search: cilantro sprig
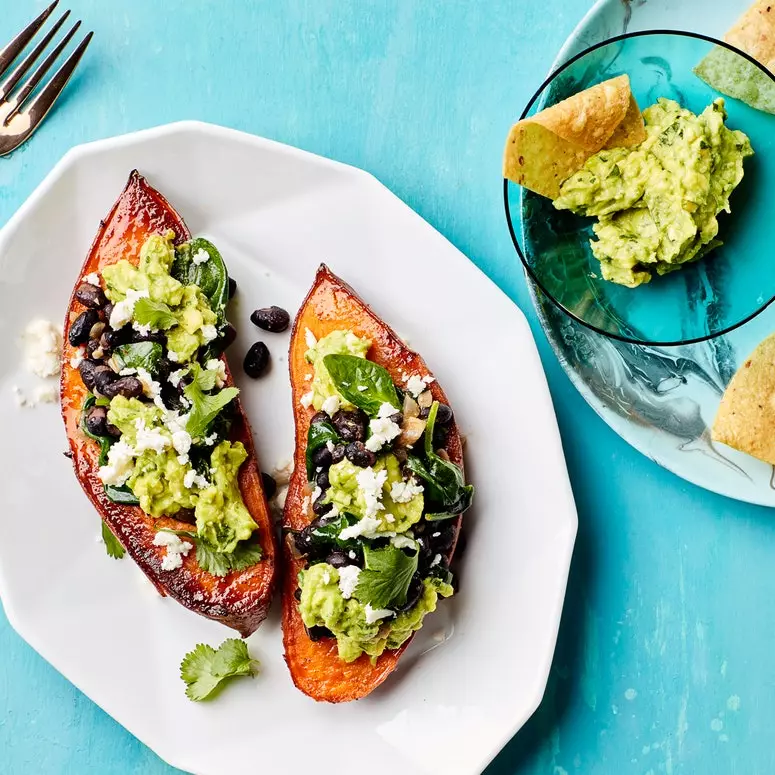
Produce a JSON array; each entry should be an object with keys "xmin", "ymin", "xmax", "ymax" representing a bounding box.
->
[
  {"xmin": 132, "ymin": 297, "xmax": 178, "ymax": 330},
  {"xmin": 160, "ymin": 529, "xmax": 262, "ymax": 577},
  {"xmin": 355, "ymin": 544, "xmax": 418, "ymax": 609},
  {"xmin": 184, "ymin": 363, "xmax": 239, "ymax": 438},
  {"xmin": 180, "ymin": 638, "xmax": 258, "ymax": 701},
  {"xmin": 101, "ymin": 521, "xmax": 125, "ymax": 560}
]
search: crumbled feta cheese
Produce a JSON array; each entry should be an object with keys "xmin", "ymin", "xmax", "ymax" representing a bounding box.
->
[
  {"xmin": 432, "ymin": 531, "xmax": 441, "ymax": 538},
  {"xmin": 339, "ymin": 515, "xmax": 382, "ymax": 541},
  {"xmin": 348, "ymin": 550, "xmax": 357, "ymax": 560},
  {"xmin": 356, "ymin": 467, "xmax": 388, "ymax": 518},
  {"xmin": 304, "ymin": 373, "xmax": 312, "ymax": 381},
  {"xmin": 168, "ymin": 369, "xmax": 187, "ymax": 388},
  {"xmin": 153, "ymin": 531, "xmax": 193, "ymax": 571},
  {"xmin": 183, "ymin": 468, "xmax": 209, "ymax": 489},
  {"xmin": 338, "ymin": 566, "xmax": 361, "ymax": 599},
  {"xmin": 98, "ymin": 440, "xmax": 136, "ymax": 486},
  {"xmin": 325, "ymin": 440, "xmax": 335, "ymax": 453},
  {"xmin": 391, "ymin": 534, "xmax": 418, "ymax": 550},
  {"xmin": 171, "ymin": 429, "xmax": 192, "ymax": 458},
  {"xmin": 167, "ymin": 350, "xmax": 181, "ymax": 363},
  {"xmin": 322, "ymin": 570, "xmax": 331, "ymax": 585},
  {"xmin": 134, "ymin": 418, "xmax": 171, "ymax": 454},
  {"xmin": 109, "ymin": 288, "xmax": 148, "ymax": 330},
  {"xmin": 305, "ymin": 328, "xmax": 317, "ymax": 349},
  {"xmin": 192, "ymin": 248, "xmax": 210, "ymax": 265},
  {"xmin": 200, "ymin": 324, "xmax": 218, "ymax": 343},
  {"xmin": 132, "ymin": 321, "xmax": 151, "ymax": 336},
  {"xmin": 385, "ymin": 514, "xmax": 395, "ymax": 523},
  {"xmin": 271, "ymin": 458, "xmax": 294, "ymax": 485},
  {"xmin": 430, "ymin": 553, "xmax": 442, "ymax": 567},
  {"xmin": 404, "ymin": 374, "xmax": 430, "ymax": 398},
  {"xmin": 32, "ymin": 384, "xmax": 57, "ymax": 404},
  {"xmin": 357, "ymin": 385, "xmax": 367, "ymax": 391},
  {"xmin": 312, "ymin": 486, "xmax": 322, "ymax": 502},
  {"xmin": 12, "ymin": 386, "xmax": 28, "ymax": 407},
  {"xmin": 364, "ymin": 604, "xmax": 394, "ymax": 624},
  {"xmin": 82, "ymin": 272, "xmax": 100, "ymax": 286},
  {"xmin": 205, "ymin": 358, "xmax": 227, "ymax": 388},
  {"xmin": 321, "ymin": 394, "xmax": 341, "ymax": 416},
  {"xmin": 136, "ymin": 367, "xmax": 166, "ymax": 410},
  {"xmin": 69, "ymin": 347, "xmax": 86, "ymax": 370},
  {"xmin": 365, "ymin": 404, "xmax": 401, "ymax": 452},
  {"xmin": 23, "ymin": 319, "xmax": 61, "ymax": 378},
  {"xmin": 300, "ymin": 391, "xmax": 314, "ymax": 408},
  {"xmin": 390, "ymin": 478, "xmax": 424, "ymax": 503},
  {"xmin": 203, "ymin": 432, "xmax": 218, "ymax": 446}
]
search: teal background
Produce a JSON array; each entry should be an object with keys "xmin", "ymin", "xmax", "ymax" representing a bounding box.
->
[{"xmin": 1, "ymin": 1, "xmax": 772, "ymax": 773}]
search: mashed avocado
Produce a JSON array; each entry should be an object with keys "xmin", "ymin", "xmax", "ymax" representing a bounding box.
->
[
  {"xmin": 554, "ymin": 98, "xmax": 753, "ymax": 287},
  {"xmin": 305, "ymin": 330, "xmax": 370, "ymax": 410},
  {"xmin": 299, "ymin": 563, "xmax": 453, "ymax": 662},
  {"xmin": 325, "ymin": 454, "xmax": 424, "ymax": 532},
  {"xmin": 102, "ymin": 233, "xmax": 217, "ymax": 361}
]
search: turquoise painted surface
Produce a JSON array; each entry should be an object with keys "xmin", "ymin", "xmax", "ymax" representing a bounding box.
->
[{"xmin": 1, "ymin": 1, "xmax": 774, "ymax": 773}]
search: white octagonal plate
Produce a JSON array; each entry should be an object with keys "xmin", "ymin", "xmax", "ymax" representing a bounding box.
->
[{"xmin": 0, "ymin": 123, "xmax": 576, "ymax": 775}]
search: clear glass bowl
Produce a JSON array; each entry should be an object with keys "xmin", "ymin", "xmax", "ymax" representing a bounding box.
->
[{"xmin": 504, "ymin": 31, "xmax": 775, "ymax": 346}]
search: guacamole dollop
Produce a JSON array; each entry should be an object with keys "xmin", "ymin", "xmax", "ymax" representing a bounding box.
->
[
  {"xmin": 554, "ymin": 98, "xmax": 753, "ymax": 287},
  {"xmin": 102, "ymin": 233, "xmax": 217, "ymax": 361},
  {"xmin": 299, "ymin": 563, "xmax": 453, "ymax": 662},
  {"xmin": 305, "ymin": 330, "xmax": 370, "ymax": 410}
]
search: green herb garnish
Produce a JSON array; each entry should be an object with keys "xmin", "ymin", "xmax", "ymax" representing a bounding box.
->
[
  {"xmin": 322, "ymin": 353, "xmax": 400, "ymax": 416},
  {"xmin": 132, "ymin": 297, "xmax": 177, "ymax": 330},
  {"xmin": 101, "ymin": 521, "xmax": 125, "ymax": 560},
  {"xmin": 112, "ymin": 341, "xmax": 163, "ymax": 375},
  {"xmin": 184, "ymin": 363, "xmax": 239, "ymax": 439},
  {"xmin": 180, "ymin": 638, "xmax": 258, "ymax": 701},
  {"xmin": 355, "ymin": 544, "xmax": 418, "ymax": 609}
]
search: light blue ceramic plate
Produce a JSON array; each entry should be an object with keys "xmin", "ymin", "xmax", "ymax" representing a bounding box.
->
[{"xmin": 527, "ymin": 0, "xmax": 775, "ymax": 506}]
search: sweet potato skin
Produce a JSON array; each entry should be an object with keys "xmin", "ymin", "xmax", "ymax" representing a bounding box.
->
[
  {"xmin": 282, "ymin": 265, "xmax": 464, "ymax": 702},
  {"xmin": 60, "ymin": 171, "xmax": 277, "ymax": 637}
]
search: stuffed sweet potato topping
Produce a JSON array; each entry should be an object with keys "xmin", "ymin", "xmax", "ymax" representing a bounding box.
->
[
  {"xmin": 60, "ymin": 171, "xmax": 277, "ymax": 637},
  {"xmin": 283, "ymin": 266, "xmax": 473, "ymax": 702}
]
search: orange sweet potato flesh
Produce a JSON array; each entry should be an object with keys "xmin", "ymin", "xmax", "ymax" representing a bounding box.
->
[
  {"xmin": 282, "ymin": 265, "xmax": 464, "ymax": 702},
  {"xmin": 60, "ymin": 171, "xmax": 277, "ymax": 637}
]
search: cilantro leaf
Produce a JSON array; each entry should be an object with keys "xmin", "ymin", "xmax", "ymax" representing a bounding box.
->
[
  {"xmin": 133, "ymin": 297, "xmax": 177, "ymax": 330},
  {"xmin": 160, "ymin": 529, "xmax": 262, "ymax": 577},
  {"xmin": 355, "ymin": 544, "xmax": 418, "ymax": 609},
  {"xmin": 101, "ymin": 521, "xmax": 125, "ymax": 559},
  {"xmin": 180, "ymin": 638, "xmax": 258, "ymax": 702},
  {"xmin": 183, "ymin": 363, "xmax": 239, "ymax": 438}
]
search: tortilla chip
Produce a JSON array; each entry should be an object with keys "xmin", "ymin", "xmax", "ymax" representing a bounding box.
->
[
  {"xmin": 694, "ymin": 46, "xmax": 775, "ymax": 115},
  {"xmin": 503, "ymin": 121, "xmax": 589, "ymax": 200},
  {"xmin": 531, "ymin": 75, "xmax": 632, "ymax": 152},
  {"xmin": 604, "ymin": 94, "xmax": 647, "ymax": 148},
  {"xmin": 712, "ymin": 334, "xmax": 775, "ymax": 465},
  {"xmin": 725, "ymin": 0, "xmax": 775, "ymax": 73}
]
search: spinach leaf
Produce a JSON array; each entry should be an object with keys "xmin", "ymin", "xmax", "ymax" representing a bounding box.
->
[
  {"xmin": 306, "ymin": 419, "xmax": 340, "ymax": 479},
  {"xmin": 104, "ymin": 484, "xmax": 140, "ymax": 506},
  {"xmin": 184, "ymin": 363, "xmax": 239, "ymax": 439},
  {"xmin": 322, "ymin": 354, "xmax": 400, "ymax": 416},
  {"xmin": 160, "ymin": 530, "xmax": 262, "ymax": 578},
  {"xmin": 112, "ymin": 342, "xmax": 163, "ymax": 375},
  {"xmin": 406, "ymin": 401, "xmax": 473, "ymax": 520},
  {"xmin": 172, "ymin": 238, "xmax": 229, "ymax": 323},
  {"xmin": 296, "ymin": 513, "xmax": 362, "ymax": 556},
  {"xmin": 355, "ymin": 544, "xmax": 419, "ymax": 609},
  {"xmin": 133, "ymin": 297, "xmax": 177, "ymax": 330}
]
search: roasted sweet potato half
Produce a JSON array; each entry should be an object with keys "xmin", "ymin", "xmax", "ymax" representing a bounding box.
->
[
  {"xmin": 60, "ymin": 171, "xmax": 277, "ymax": 637},
  {"xmin": 282, "ymin": 265, "xmax": 465, "ymax": 702}
]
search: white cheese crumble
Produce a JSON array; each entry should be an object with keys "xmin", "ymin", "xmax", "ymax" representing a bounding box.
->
[
  {"xmin": 168, "ymin": 350, "xmax": 181, "ymax": 363},
  {"xmin": 339, "ymin": 515, "xmax": 382, "ymax": 541},
  {"xmin": 390, "ymin": 478, "xmax": 424, "ymax": 503},
  {"xmin": 203, "ymin": 432, "xmax": 218, "ymax": 446},
  {"xmin": 33, "ymin": 384, "xmax": 57, "ymax": 404},
  {"xmin": 321, "ymin": 394, "xmax": 341, "ymax": 416},
  {"xmin": 325, "ymin": 440, "xmax": 335, "ymax": 453},
  {"xmin": 200, "ymin": 324, "xmax": 218, "ymax": 343},
  {"xmin": 168, "ymin": 369, "xmax": 187, "ymax": 388},
  {"xmin": 171, "ymin": 429, "xmax": 192, "ymax": 459},
  {"xmin": 134, "ymin": 418, "xmax": 170, "ymax": 454},
  {"xmin": 356, "ymin": 466, "xmax": 388, "ymax": 518},
  {"xmin": 365, "ymin": 402, "xmax": 401, "ymax": 452},
  {"xmin": 69, "ymin": 346, "xmax": 86, "ymax": 369},
  {"xmin": 348, "ymin": 550, "xmax": 357, "ymax": 560},
  {"xmin": 364, "ymin": 604, "xmax": 394, "ymax": 624},
  {"xmin": 304, "ymin": 373, "xmax": 312, "ymax": 381},
  {"xmin": 136, "ymin": 367, "xmax": 166, "ymax": 410},
  {"xmin": 98, "ymin": 440, "xmax": 135, "ymax": 486},
  {"xmin": 205, "ymin": 358, "xmax": 227, "ymax": 388},
  {"xmin": 312, "ymin": 486, "xmax": 322, "ymax": 502},
  {"xmin": 357, "ymin": 385, "xmax": 367, "ymax": 391},
  {"xmin": 404, "ymin": 373, "xmax": 434, "ymax": 398},
  {"xmin": 300, "ymin": 391, "xmax": 314, "ymax": 408},
  {"xmin": 322, "ymin": 570, "xmax": 331, "ymax": 585},
  {"xmin": 430, "ymin": 553, "xmax": 442, "ymax": 568},
  {"xmin": 338, "ymin": 565, "xmax": 361, "ymax": 599},
  {"xmin": 391, "ymin": 534, "xmax": 418, "ymax": 550},
  {"xmin": 152, "ymin": 531, "xmax": 193, "ymax": 571},
  {"xmin": 82, "ymin": 272, "xmax": 101, "ymax": 286},
  {"xmin": 183, "ymin": 468, "xmax": 209, "ymax": 489},
  {"xmin": 132, "ymin": 321, "xmax": 151, "ymax": 336},
  {"xmin": 192, "ymin": 248, "xmax": 210, "ymax": 265},
  {"xmin": 304, "ymin": 328, "xmax": 317, "ymax": 349},
  {"xmin": 109, "ymin": 288, "xmax": 148, "ymax": 330},
  {"xmin": 23, "ymin": 319, "xmax": 61, "ymax": 378}
]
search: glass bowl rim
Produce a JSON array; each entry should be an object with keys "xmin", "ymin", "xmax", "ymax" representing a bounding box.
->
[{"xmin": 503, "ymin": 28, "xmax": 775, "ymax": 347}]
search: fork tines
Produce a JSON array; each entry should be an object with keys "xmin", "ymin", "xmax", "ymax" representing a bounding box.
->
[{"xmin": 0, "ymin": 0, "xmax": 93, "ymax": 154}]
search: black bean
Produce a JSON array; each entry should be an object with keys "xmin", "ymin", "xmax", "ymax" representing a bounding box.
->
[
  {"xmin": 250, "ymin": 306, "xmax": 290, "ymax": 333},
  {"xmin": 261, "ymin": 472, "xmax": 277, "ymax": 499},
  {"xmin": 326, "ymin": 550, "xmax": 354, "ymax": 569},
  {"xmin": 419, "ymin": 403, "xmax": 454, "ymax": 424},
  {"xmin": 310, "ymin": 411, "xmax": 329, "ymax": 426},
  {"xmin": 220, "ymin": 323, "xmax": 237, "ymax": 351},
  {"xmin": 93, "ymin": 364, "xmax": 117, "ymax": 394},
  {"xmin": 86, "ymin": 339, "xmax": 104, "ymax": 360},
  {"xmin": 427, "ymin": 524, "xmax": 456, "ymax": 554},
  {"xmin": 310, "ymin": 445, "xmax": 333, "ymax": 470},
  {"xmin": 68, "ymin": 310, "xmax": 100, "ymax": 346},
  {"xmin": 174, "ymin": 509, "xmax": 197, "ymax": 525},
  {"xmin": 228, "ymin": 277, "xmax": 237, "ymax": 299},
  {"xmin": 78, "ymin": 360, "xmax": 100, "ymax": 391},
  {"xmin": 394, "ymin": 575, "xmax": 424, "ymax": 613},
  {"xmin": 102, "ymin": 302, "xmax": 114, "ymax": 322},
  {"xmin": 306, "ymin": 625, "xmax": 333, "ymax": 642},
  {"xmin": 331, "ymin": 444, "xmax": 346, "ymax": 464},
  {"xmin": 243, "ymin": 341, "xmax": 270, "ymax": 378},
  {"xmin": 155, "ymin": 358, "xmax": 172, "ymax": 383},
  {"xmin": 345, "ymin": 441, "xmax": 376, "ymax": 468},
  {"xmin": 85, "ymin": 405, "xmax": 110, "ymax": 436},
  {"xmin": 130, "ymin": 328, "xmax": 165, "ymax": 344},
  {"xmin": 74, "ymin": 282, "xmax": 106, "ymax": 309},
  {"xmin": 389, "ymin": 411, "xmax": 404, "ymax": 426},
  {"xmin": 315, "ymin": 469, "xmax": 330, "ymax": 490},
  {"xmin": 102, "ymin": 375, "xmax": 143, "ymax": 399},
  {"xmin": 294, "ymin": 587, "xmax": 302, "ymax": 602},
  {"xmin": 332, "ymin": 409, "xmax": 367, "ymax": 442}
]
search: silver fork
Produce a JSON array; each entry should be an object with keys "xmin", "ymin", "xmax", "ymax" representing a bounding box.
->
[{"xmin": 0, "ymin": 1, "xmax": 93, "ymax": 157}]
